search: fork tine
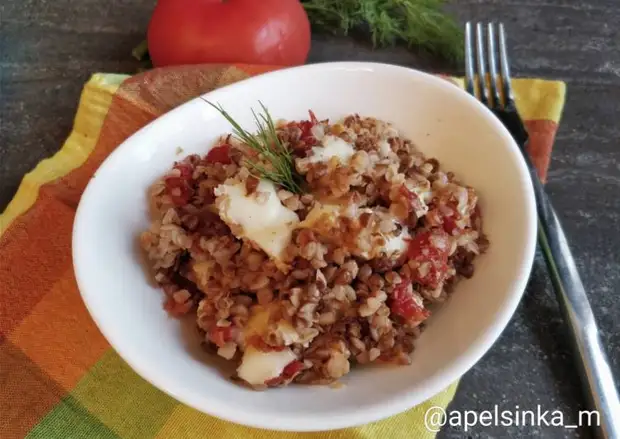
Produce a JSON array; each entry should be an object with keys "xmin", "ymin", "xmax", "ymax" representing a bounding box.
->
[
  {"xmin": 486, "ymin": 23, "xmax": 501, "ymax": 109},
  {"xmin": 475, "ymin": 22, "xmax": 489, "ymax": 106},
  {"xmin": 498, "ymin": 23, "xmax": 515, "ymax": 105},
  {"xmin": 465, "ymin": 22, "xmax": 476, "ymax": 97}
]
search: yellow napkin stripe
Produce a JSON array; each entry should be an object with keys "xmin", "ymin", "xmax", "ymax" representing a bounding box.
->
[
  {"xmin": 451, "ymin": 77, "xmax": 566, "ymax": 123},
  {"xmin": 152, "ymin": 382, "xmax": 459, "ymax": 439},
  {"xmin": 0, "ymin": 74, "xmax": 128, "ymax": 235}
]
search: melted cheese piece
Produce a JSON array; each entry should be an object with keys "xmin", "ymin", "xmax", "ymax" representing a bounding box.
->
[
  {"xmin": 299, "ymin": 203, "xmax": 342, "ymax": 232},
  {"xmin": 244, "ymin": 305, "xmax": 271, "ymax": 338},
  {"xmin": 308, "ymin": 135, "xmax": 355, "ymax": 164},
  {"xmin": 237, "ymin": 347, "xmax": 297, "ymax": 386},
  {"xmin": 215, "ymin": 179, "xmax": 299, "ymax": 264},
  {"xmin": 245, "ymin": 305, "xmax": 300, "ymax": 346}
]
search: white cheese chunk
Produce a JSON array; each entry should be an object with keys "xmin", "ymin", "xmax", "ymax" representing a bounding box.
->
[
  {"xmin": 308, "ymin": 135, "xmax": 355, "ymax": 164},
  {"xmin": 237, "ymin": 347, "xmax": 297, "ymax": 386},
  {"xmin": 378, "ymin": 140, "xmax": 392, "ymax": 158},
  {"xmin": 382, "ymin": 227, "xmax": 410, "ymax": 256},
  {"xmin": 215, "ymin": 179, "xmax": 299, "ymax": 264}
]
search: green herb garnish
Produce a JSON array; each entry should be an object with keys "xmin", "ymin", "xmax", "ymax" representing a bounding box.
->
[
  {"xmin": 203, "ymin": 99, "xmax": 305, "ymax": 194},
  {"xmin": 302, "ymin": 0, "xmax": 463, "ymax": 61}
]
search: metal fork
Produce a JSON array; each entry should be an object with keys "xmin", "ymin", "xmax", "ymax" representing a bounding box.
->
[{"xmin": 465, "ymin": 22, "xmax": 620, "ymax": 439}]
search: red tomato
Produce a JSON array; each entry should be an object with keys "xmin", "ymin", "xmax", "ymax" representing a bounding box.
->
[
  {"xmin": 147, "ymin": 0, "xmax": 311, "ymax": 67},
  {"xmin": 205, "ymin": 144, "xmax": 232, "ymax": 164}
]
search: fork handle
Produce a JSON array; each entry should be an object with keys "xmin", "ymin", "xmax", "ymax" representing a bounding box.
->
[{"xmin": 525, "ymin": 159, "xmax": 620, "ymax": 439}]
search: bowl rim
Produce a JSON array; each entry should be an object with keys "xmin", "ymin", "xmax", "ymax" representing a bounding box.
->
[{"xmin": 73, "ymin": 61, "xmax": 537, "ymax": 431}]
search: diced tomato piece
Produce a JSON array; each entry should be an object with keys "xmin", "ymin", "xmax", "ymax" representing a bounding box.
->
[
  {"xmin": 208, "ymin": 326, "xmax": 233, "ymax": 348},
  {"xmin": 438, "ymin": 199, "xmax": 463, "ymax": 235},
  {"xmin": 399, "ymin": 185, "xmax": 425, "ymax": 214},
  {"xmin": 165, "ymin": 161, "xmax": 195, "ymax": 205},
  {"xmin": 407, "ymin": 230, "xmax": 450, "ymax": 288},
  {"xmin": 163, "ymin": 297, "xmax": 193, "ymax": 317},
  {"xmin": 205, "ymin": 144, "xmax": 232, "ymax": 164},
  {"xmin": 282, "ymin": 360, "xmax": 304, "ymax": 377},
  {"xmin": 290, "ymin": 110, "xmax": 321, "ymax": 146},
  {"xmin": 264, "ymin": 376, "xmax": 284, "ymax": 387},
  {"xmin": 298, "ymin": 121, "xmax": 315, "ymax": 143},
  {"xmin": 264, "ymin": 360, "xmax": 304, "ymax": 387},
  {"xmin": 164, "ymin": 176, "xmax": 194, "ymax": 206},
  {"xmin": 173, "ymin": 162, "xmax": 193, "ymax": 180},
  {"xmin": 407, "ymin": 230, "xmax": 449, "ymax": 259},
  {"xmin": 390, "ymin": 278, "xmax": 430, "ymax": 321},
  {"xmin": 442, "ymin": 216, "xmax": 458, "ymax": 234}
]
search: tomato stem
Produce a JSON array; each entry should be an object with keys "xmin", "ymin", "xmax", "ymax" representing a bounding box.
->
[{"xmin": 132, "ymin": 39, "xmax": 150, "ymax": 61}]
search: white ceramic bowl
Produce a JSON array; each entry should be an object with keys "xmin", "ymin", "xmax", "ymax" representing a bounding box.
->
[{"xmin": 73, "ymin": 62, "xmax": 537, "ymax": 431}]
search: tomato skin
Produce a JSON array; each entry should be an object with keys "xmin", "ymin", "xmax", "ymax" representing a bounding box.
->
[
  {"xmin": 147, "ymin": 0, "xmax": 311, "ymax": 67},
  {"xmin": 264, "ymin": 360, "xmax": 304, "ymax": 386}
]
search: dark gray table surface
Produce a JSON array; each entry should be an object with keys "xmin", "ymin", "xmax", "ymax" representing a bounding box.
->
[{"xmin": 2, "ymin": 0, "xmax": 619, "ymax": 437}]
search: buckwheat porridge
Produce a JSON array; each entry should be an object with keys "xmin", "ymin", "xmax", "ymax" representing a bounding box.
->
[{"xmin": 139, "ymin": 104, "xmax": 488, "ymax": 390}]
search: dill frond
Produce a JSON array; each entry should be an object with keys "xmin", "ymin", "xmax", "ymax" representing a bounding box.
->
[
  {"xmin": 302, "ymin": 0, "xmax": 463, "ymax": 62},
  {"xmin": 203, "ymin": 99, "xmax": 305, "ymax": 194}
]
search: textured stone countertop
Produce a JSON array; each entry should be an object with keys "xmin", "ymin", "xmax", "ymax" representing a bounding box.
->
[{"xmin": 1, "ymin": 0, "xmax": 619, "ymax": 437}]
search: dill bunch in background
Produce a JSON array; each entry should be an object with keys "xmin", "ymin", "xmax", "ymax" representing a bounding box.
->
[{"xmin": 302, "ymin": 0, "xmax": 463, "ymax": 61}]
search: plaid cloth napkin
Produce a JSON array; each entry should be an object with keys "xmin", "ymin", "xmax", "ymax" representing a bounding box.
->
[{"xmin": 0, "ymin": 64, "xmax": 565, "ymax": 439}]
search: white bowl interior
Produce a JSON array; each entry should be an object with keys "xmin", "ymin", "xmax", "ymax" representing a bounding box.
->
[{"xmin": 73, "ymin": 63, "xmax": 536, "ymax": 431}]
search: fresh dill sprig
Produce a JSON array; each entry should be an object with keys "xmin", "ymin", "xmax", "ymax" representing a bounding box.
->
[
  {"xmin": 203, "ymin": 99, "xmax": 305, "ymax": 194},
  {"xmin": 302, "ymin": 0, "xmax": 463, "ymax": 62}
]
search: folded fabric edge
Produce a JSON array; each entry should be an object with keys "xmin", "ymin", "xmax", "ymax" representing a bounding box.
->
[{"xmin": 0, "ymin": 74, "xmax": 129, "ymax": 235}]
